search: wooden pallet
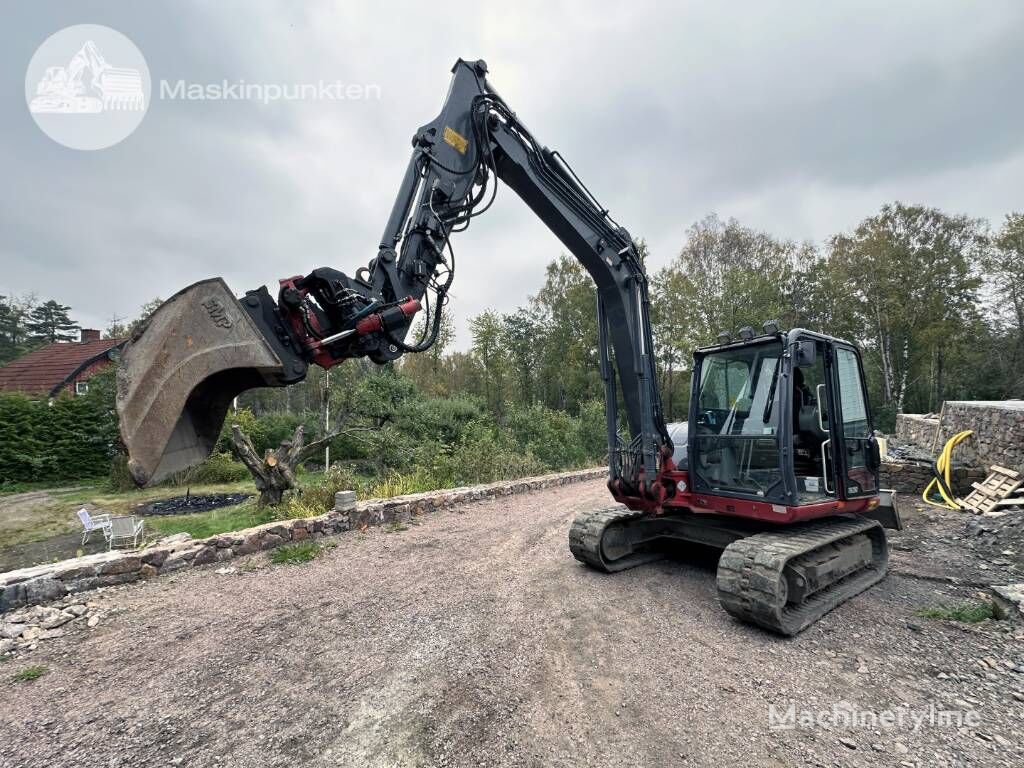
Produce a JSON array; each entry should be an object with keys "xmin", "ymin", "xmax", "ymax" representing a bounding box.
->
[{"xmin": 958, "ymin": 465, "xmax": 1023, "ymax": 514}]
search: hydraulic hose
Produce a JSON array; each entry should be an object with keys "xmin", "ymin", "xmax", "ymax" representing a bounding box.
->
[{"xmin": 922, "ymin": 430, "xmax": 973, "ymax": 509}]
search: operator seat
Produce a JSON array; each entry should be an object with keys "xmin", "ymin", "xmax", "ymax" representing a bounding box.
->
[{"xmin": 792, "ymin": 368, "xmax": 826, "ymax": 473}]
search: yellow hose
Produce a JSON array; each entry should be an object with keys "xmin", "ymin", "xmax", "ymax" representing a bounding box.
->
[{"xmin": 922, "ymin": 430, "xmax": 973, "ymax": 509}]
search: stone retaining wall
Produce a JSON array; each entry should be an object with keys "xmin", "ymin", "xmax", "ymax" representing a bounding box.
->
[
  {"xmin": 0, "ymin": 467, "xmax": 606, "ymax": 615},
  {"xmin": 895, "ymin": 413, "xmax": 939, "ymax": 448},
  {"xmin": 896, "ymin": 401, "xmax": 1024, "ymax": 473},
  {"xmin": 880, "ymin": 460, "xmax": 985, "ymax": 495},
  {"xmin": 934, "ymin": 401, "xmax": 1024, "ymax": 472}
]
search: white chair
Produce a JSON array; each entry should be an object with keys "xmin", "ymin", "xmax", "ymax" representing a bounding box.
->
[
  {"xmin": 77, "ymin": 508, "xmax": 112, "ymax": 546},
  {"xmin": 108, "ymin": 516, "xmax": 145, "ymax": 550}
]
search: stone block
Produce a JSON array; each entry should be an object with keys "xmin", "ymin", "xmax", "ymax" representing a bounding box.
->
[
  {"xmin": 99, "ymin": 557, "xmax": 142, "ymax": 576},
  {"xmin": 64, "ymin": 577, "xmax": 102, "ymax": 594},
  {"xmin": 24, "ymin": 577, "xmax": 66, "ymax": 604},
  {"xmin": 350, "ymin": 507, "xmax": 383, "ymax": 529},
  {"xmin": 334, "ymin": 490, "xmax": 357, "ymax": 512},
  {"xmin": 55, "ymin": 564, "xmax": 98, "ymax": 582},
  {"xmin": 235, "ymin": 535, "xmax": 261, "ymax": 556},
  {"xmin": 260, "ymin": 534, "xmax": 285, "ymax": 550},
  {"xmin": 139, "ymin": 564, "xmax": 159, "ymax": 579},
  {"xmin": 140, "ymin": 548, "xmax": 170, "ymax": 568},
  {"xmin": 192, "ymin": 547, "xmax": 218, "ymax": 566}
]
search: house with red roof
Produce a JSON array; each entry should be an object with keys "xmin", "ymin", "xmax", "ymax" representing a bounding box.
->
[{"xmin": 0, "ymin": 330, "xmax": 127, "ymax": 398}]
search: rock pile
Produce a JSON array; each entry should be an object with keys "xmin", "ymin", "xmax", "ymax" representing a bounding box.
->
[
  {"xmin": 963, "ymin": 506, "xmax": 1024, "ymax": 569},
  {"xmin": 0, "ymin": 597, "xmax": 106, "ymax": 660}
]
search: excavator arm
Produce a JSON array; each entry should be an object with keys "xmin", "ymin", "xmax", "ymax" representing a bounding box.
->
[{"xmin": 117, "ymin": 59, "xmax": 672, "ymax": 502}]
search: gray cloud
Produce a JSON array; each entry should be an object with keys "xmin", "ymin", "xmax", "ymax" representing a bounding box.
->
[{"xmin": 2, "ymin": 0, "xmax": 1021, "ymax": 345}]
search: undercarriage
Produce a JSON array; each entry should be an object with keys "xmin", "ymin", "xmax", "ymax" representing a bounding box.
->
[{"xmin": 569, "ymin": 508, "xmax": 889, "ymax": 635}]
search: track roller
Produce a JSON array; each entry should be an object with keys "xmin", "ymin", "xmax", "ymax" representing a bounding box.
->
[
  {"xmin": 716, "ymin": 516, "xmax": 888, "ymax": 636},
  {"xmin": 568, "ymin": 506, "xmax": 664, "ymax": 573}
]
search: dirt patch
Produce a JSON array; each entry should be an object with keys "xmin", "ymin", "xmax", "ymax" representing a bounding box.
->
[
  {"xmin": 0, "ymin": 488, "xmax": 93, "ymax": 555},
  {"xmin": 0, "ymin": 480, "xmax": 1021, "ymax": 768},
  {"xmin": 0, "ymin": 532, "xmax": 108, "ymax": 574},
  {"xmin": 0, "ymin": 487, "xmax": 113, "ymax": 571}
]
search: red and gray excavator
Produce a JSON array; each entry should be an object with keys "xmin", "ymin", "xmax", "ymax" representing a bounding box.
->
[{"xmin": 117, "ymin": 59, "xmax": 899, "ymax": 635}]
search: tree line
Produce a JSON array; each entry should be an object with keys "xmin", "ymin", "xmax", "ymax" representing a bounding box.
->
[
  {"xmin": 393, "ymin": 203, "xmax": 1022, "ymax": 432},
  {"xmin": 1, "ymin": 201, "xmax": 1019, "ymax": 486},
  {"xmin": 0, "ymin": 294, "xmax": 164, "ymax": 365},
  {"xmin": 0, "ymin": 296, "xmax": 79, "ymax": 363}
]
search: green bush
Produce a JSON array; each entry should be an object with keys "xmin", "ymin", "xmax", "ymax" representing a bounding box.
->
[
  {"xmin": 575, "ymin": 399, "xmax": 608, "ymax": 461},
  {"xmin": 177, "ymin": 452, "xmax": 251, "ymax": 485},
  {"xmin": 394, "ymin": 394, "xmax": 488, "ymax": 445},
  {"xmin": 426, "ymin": 418, "xmax": 547, "ymax": 486},
  {"xmin": 0, "ymin": 371, "xmax": 119, "ymax": 485},
  {"xmin": 108, "ymin": 454, "xmax": 136, "ymax": 491},
  {"xmin": 503, "ymin": 402, "xmax": 602, "ymax": 469},
  {"xmin": 284, "ymin": 465, "xmax": 359, "ymax": 519}
]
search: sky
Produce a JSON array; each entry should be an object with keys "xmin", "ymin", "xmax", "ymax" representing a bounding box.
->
[{"xmin": 3, "ymin": 1, "xmax": 1022, "ymax": 348}]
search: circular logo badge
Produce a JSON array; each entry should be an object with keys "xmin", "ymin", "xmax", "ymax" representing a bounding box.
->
[{"xmin": 25, "ymin": 24, "xmax": 150, "ymax": 150}]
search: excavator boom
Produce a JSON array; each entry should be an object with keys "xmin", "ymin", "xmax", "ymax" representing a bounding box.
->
[{"xmin": 117, "ymin": 58, "xmax": 670, "ymax": 496}]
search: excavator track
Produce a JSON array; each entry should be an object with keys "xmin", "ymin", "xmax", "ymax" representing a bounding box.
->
[
  {"xmin": 716, "ymin": 516, "xmax": 888, "ymax": 636},
  {"xmin": 568, "ymin": 506, "xmax": 664, "ymax": 573}
]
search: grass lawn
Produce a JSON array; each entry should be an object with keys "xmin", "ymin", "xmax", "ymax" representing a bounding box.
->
[
  {"xmin": 0, "ymin": 474, "xmax": 323, "ymax": 552},
  {"xmin": 146, "ymin": 499, "xmax": 278, "ymax": 540}
]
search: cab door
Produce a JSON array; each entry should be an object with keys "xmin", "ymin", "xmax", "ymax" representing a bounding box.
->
[{"xmin": 827, "ymin": 344, "xmax": 879, "ymax": 498}]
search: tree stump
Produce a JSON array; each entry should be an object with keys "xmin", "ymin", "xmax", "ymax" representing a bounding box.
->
[
  {"xmin": 230, "ymin": 421, "xmax": 368, "ymax": 506},
  {"xmin": 230, "ymin": 424, "xmax": 306, "ymax": 506}
]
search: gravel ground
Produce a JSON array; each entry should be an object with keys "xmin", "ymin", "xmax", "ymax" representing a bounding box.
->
[{"xmin": 1, "ymin": 479, "xmax": 1022, "ymax": 768}]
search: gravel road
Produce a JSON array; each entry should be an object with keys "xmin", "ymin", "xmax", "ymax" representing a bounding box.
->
[{"xmin": 1, "ymin": 479, "xmax": 1022, "ymax": 768}]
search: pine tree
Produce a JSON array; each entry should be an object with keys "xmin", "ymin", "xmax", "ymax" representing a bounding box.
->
[
  {"xmin": 0, "ymin": 295, "xmax": 35, "ymax": 362},
  {"xmin": 26, "ymin": 300, "xmax": 78, "ymax": 344}
]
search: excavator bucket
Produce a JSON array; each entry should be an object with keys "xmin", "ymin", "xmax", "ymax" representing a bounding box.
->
[{"xmin": 116, "ymin": 278, "xmax": 291, "ymax": 486}]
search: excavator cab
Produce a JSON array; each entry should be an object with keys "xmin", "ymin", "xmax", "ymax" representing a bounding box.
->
[{"xmin": 688, "ymin": 328, "xmax": 883, "ymax": 510}]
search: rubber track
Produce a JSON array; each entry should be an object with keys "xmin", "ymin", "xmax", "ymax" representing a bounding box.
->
[
  {"xmin": 568, "ymin": 506, "xmax": 663, "ymax": 573},
  {"xmin": 716, "ymin": 516, "xmax": 888, "ymax": 636}
]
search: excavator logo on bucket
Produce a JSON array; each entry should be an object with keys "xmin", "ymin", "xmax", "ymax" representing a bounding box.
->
[
  {"xmin": 201, "ymin": 298, "xmax": 234, "ymax": 329},
  {"xmin": 25, "ymin": 24, "xmax": 150, "ymax": 150}
]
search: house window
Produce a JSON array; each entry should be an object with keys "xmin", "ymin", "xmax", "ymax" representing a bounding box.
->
[{"xmin": 75, "ymin": 381, "xmax": 89, "ymax": 395}]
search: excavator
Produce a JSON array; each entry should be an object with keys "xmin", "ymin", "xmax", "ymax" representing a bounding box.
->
[{"xmin": 116, "ymin": 59, "xmax": 899, "ymax": 635}]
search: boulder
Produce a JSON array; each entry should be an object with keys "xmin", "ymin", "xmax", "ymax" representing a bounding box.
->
[
  {"xmin": 234, "ymin": 535, "xmax": 261, "ymax": 556},
  {"xmin": 259, "ymin": 534, "xmax": 285, "ymax": 551},
  {"xmin": 99, "ymin": 557, "xmax": 142, "ymax": 576},
  {"xmin": 192, "ymin": 547, "xmax": 218, "ymax": 566},
  {"xmin": 140, "ymin": 548, "xmax": 170, "ymax": 568},
  {"xmin": 139, "ymin": 564, "xmax": 159, "ymax": 579},
  {"xmin": 1, "ymin": 623, "xmax": 25, "ymax": 639},
  {"xmin": 23, "ymin": 577, "xmax": 66, "ymax": 604}
]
